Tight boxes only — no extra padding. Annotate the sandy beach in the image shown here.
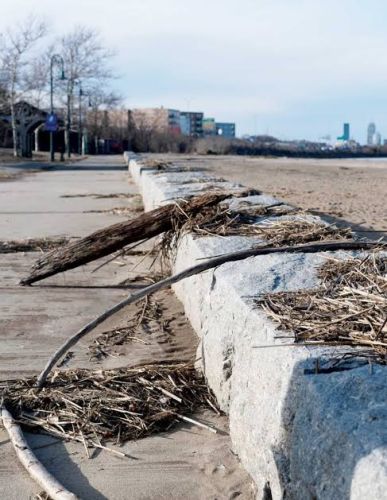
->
[157,154,386,241]
[200,156,387,240]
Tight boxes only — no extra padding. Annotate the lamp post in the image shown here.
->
[74,81,90,156]
[49,55,65,162]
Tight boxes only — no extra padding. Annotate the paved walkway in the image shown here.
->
[0,156,254,499]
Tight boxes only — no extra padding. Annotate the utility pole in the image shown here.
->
[49,55,65,161]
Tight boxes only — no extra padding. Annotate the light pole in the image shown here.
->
[49,55,65,162]
[74,81,91,156]
[78,85,83,155]
[66,86,71,159]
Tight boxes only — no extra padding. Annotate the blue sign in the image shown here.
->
[45,113,58,132]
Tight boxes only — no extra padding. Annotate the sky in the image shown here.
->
[1,0,387,142]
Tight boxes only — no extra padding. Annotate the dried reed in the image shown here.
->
[85,204,144,216]
[0,237,70,253]
[160,205,352,260]
[259,253,387,362]
[61,193,136,199]
[1,363,218,452]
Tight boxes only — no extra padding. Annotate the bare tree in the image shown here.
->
[0,17,47,156]
[85,87,122,151]
[22,48,53,109]
[57,26,115,157]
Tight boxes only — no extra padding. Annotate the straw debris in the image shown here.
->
[89,295,170,360]
[141,160,173,170]
[61,193,136,199]
[1,363,219,450]
[170,176,227,185]
[253,219,352,246]
[85,204,144,216]
[259,253,387,362]
[160,205,352,259]
[0,237,70,253]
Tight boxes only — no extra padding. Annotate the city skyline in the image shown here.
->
[1,0,387,142]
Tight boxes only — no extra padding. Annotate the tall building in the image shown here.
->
[337,123,350,141]
[180,112,204,137]
[372,132,382,146]
[216,122,236,138]
[367,123,376,145]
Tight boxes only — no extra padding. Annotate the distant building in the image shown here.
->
[167,109,181,134]
[216,122,236,138]
[372,132,382,146]
[131,107,181,134]
[202,117,217,136]
[180,111,204,137]
[179,114,190,136]
[337,123,350,141]
[367,122,376,145]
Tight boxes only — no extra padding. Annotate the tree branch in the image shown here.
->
[1,405,78,499]
[36,240,382,388]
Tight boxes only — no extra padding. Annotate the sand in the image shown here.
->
[159,154,387,241]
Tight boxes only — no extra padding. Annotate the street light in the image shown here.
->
[49,54,66,161]
[74,80,91,156]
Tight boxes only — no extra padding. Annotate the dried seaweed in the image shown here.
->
[84,204,144,216]
[61,193,137,199]
[159,205,352,260]
[141,160,173,170]
[1,363,219,451]
[0,237,70,253]
[253,219,352,246]
[169,177,227,185]
[259,253,387,362]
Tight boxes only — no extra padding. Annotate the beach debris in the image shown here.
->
[171,176,227,185]
[88,295,168,360]
[1,363,219,449]
[161,204,351,254]
[35,240,381,388]
[60,193,137,199]
[250,219,352,246]
[139,160,205,174]
[84,205,144,215]
[259,253,387,362]
[159,204,352,261]
[0,237,70,253]
[0,405,77,500]
[21,191,236,285]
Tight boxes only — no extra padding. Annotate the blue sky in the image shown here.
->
[2,0,387,142]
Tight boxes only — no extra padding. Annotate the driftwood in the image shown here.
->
[1,405,78,500]
[21,191,234,286]
[36,239,382,388]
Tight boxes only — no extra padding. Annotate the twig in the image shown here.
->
[91,239,147,273]
[36,240,382,388]
[1,405,78,500]
[176,413,217,433]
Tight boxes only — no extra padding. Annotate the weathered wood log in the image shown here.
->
[21,191,234,286]
[36,239,382,388]
[1,405,78,499]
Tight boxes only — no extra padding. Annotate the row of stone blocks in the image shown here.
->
[124,152,387,500]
